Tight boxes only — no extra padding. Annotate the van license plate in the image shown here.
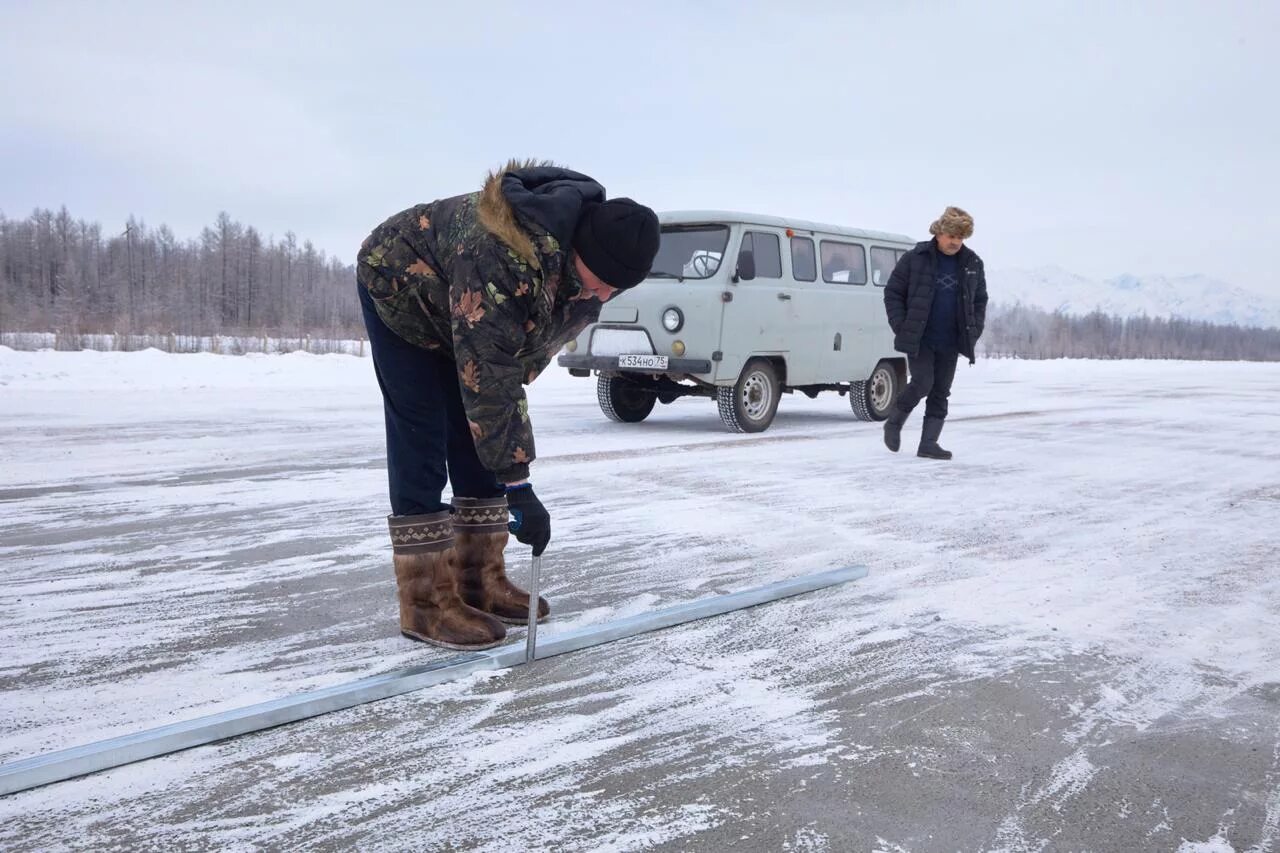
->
[618,354,668,370]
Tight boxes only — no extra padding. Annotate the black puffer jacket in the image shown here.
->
[884,240,989,364]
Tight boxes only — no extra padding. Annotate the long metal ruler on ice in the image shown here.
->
[0,565,867,797]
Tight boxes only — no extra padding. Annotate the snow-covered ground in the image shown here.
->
[1,347,1278,851]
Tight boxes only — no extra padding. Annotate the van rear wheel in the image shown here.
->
[717,358,780,433]
[598,373,657,423]
[850,361,900,421]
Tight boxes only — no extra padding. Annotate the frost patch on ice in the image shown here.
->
[1028,748,1098,808]
[781,825,832,851]
[1177,835,1236,853]
[872,837,914,853]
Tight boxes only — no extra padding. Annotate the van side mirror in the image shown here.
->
[735,250,756,282]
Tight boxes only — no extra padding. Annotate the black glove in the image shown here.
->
[506,484,550,556]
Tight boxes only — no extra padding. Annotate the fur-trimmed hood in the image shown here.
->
[477,159,606,269]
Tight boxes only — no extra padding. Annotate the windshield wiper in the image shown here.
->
[647,270,685,282]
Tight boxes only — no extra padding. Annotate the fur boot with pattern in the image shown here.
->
[453,495,550,624]
[389,511,506,650]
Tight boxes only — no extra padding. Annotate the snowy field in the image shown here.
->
[1,347,1278,852]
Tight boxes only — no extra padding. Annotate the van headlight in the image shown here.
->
[565,339,578,352]
[661,307,684,333]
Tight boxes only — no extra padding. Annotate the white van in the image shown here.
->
[557,210,913,433]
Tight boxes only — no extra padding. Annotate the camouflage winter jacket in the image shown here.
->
[357,162,607,483]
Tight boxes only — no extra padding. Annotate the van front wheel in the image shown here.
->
[717,358,780,433]
[850,361,900,421]
[597,373,657,423]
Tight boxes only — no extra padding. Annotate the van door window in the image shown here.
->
[742,231,782,278]
[790,237,816,281]
[819,240,867,285]
[870,247,897,287]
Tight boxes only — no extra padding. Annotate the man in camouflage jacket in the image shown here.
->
[357,160,659,650]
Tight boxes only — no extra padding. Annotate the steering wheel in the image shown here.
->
[690,253,717,276]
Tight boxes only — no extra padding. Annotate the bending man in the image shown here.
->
[357,160,659,649]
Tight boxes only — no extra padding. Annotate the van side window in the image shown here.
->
[742,231,782,279]
[870,247,897,287]
[790,237,816,281]
[820,240,867,285]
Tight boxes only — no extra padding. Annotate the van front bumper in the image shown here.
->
[557,354,714,375]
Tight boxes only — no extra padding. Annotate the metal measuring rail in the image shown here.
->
[0,565,867,797]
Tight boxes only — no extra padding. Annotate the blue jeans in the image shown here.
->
[358,283,503,516]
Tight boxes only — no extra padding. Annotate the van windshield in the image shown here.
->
[650,225,730,280]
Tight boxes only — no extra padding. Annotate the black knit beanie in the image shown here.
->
[572,198,660,290]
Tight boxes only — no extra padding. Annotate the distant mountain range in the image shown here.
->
[990,267,1280,329]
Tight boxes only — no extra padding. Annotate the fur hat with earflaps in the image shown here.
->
[928,206,975,240]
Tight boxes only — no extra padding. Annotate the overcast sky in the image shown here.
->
[3,1,1277,296]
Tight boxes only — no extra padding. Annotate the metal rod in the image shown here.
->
[534,565,867,659]
[525,553,542,663]
[0,565,866,797]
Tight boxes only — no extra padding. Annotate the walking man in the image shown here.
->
[882,206,988,460]
[357,160,659,649]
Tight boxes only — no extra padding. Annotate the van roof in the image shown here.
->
[658,210,917,245]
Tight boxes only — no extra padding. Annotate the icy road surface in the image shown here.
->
[1,348,1278,851]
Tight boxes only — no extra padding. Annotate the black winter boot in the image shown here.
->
[917,416,953,460]
[883,406,909,453]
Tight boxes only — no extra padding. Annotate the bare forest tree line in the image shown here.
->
[980,302,1280,361]
[0,207,361,343]
[2,206,1277,360]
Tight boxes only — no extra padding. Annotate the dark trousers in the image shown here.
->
[359,283,503,516]
[897,344,960,421]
